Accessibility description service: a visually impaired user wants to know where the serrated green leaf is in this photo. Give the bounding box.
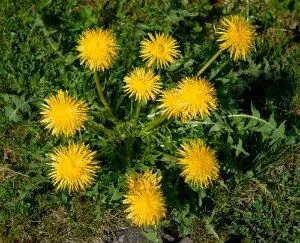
[227,135,233,144]
[60,192,68,204]
[271,121,286,140]
[233,139,249,157]
[268,114,277,128]
[251,104,260,118]
[244,118,258,129]
[263,58,272,80]
[110,188,123,201]
[231,116,243,125]
[5,106,21,122]
[210,124,221,132]
[236,120,246,132]
[141,230,158,242]
[254,123,274,137]
[65,53,77,65]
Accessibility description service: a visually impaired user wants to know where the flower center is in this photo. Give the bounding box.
[157,44,165,53]
[86,37,109,59]
[52,103,75,125]
[59,156,83,181]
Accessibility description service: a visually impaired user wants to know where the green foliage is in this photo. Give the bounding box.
[0,0,299,242]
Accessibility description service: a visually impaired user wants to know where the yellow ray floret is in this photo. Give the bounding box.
[123,171,166,227]
[124,68,161,102]
[49,143,98,192]
[217,15,255,61]
[140,33,180,68]
[77,28,118,71]
[177,77,217,120]
[178,140,219,187]
[41,90,89,136]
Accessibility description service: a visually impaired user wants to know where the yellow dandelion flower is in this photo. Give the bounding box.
[123,171,166,227]
[41,90,89,136]
[177,77,217,120]
[178,140,219,187]
[124,68,161,102]
[140,33,180,68]
[49,142,98,192]
[158,88,184,119]
[217,15,255,61]
[77,29,118,71]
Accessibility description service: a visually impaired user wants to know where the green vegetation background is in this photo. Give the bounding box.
[0,0,299,242]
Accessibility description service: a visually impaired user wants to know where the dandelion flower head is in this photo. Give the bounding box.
[177,77,217,120]
[178,140,219,187]
[124,68,161,102]
[217,15,255,61]
[41,90,89,136]
[77,28,118,71]
[123,171,166,226]
[140,33,180,68]
[49,142,98,192]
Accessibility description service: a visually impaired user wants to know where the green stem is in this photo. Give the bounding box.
[86,120,115,136]
[134,101,142,122]
[246,0,250,18]
[141,114,168,133]
[130,100,134,119]
[115,94,126,116]
[186,113,276,132]
[161,152,178,161]
[189,114,275,130]
[227,114,276,129]
[197,49,223,77]
[94,71,113,116]
[125,139,133,165]
[59,192,77,222]
[61,134,68,146]
[0,167,29,178]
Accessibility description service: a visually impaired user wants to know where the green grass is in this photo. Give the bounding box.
[0,0,299,242]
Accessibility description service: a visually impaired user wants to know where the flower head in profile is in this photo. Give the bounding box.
[77,29,118,71]
[124,68,161,102]
[49,143,98,192]
[158,88,184,119]
[123,171,166,227]
[41,90,89,136]
[177,77,217,120]
[178,140,219,187]
[140,33,180,68]
[217,15,255,61]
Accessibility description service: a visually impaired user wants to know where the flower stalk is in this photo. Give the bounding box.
[196,49,223,77]
[94,71,113,116]
[134,101,142,122]
[141,114,168,133]
[86,120,115,136]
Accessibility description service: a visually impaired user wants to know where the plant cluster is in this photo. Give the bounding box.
[40,15,257,229]
[1,1,299,242]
